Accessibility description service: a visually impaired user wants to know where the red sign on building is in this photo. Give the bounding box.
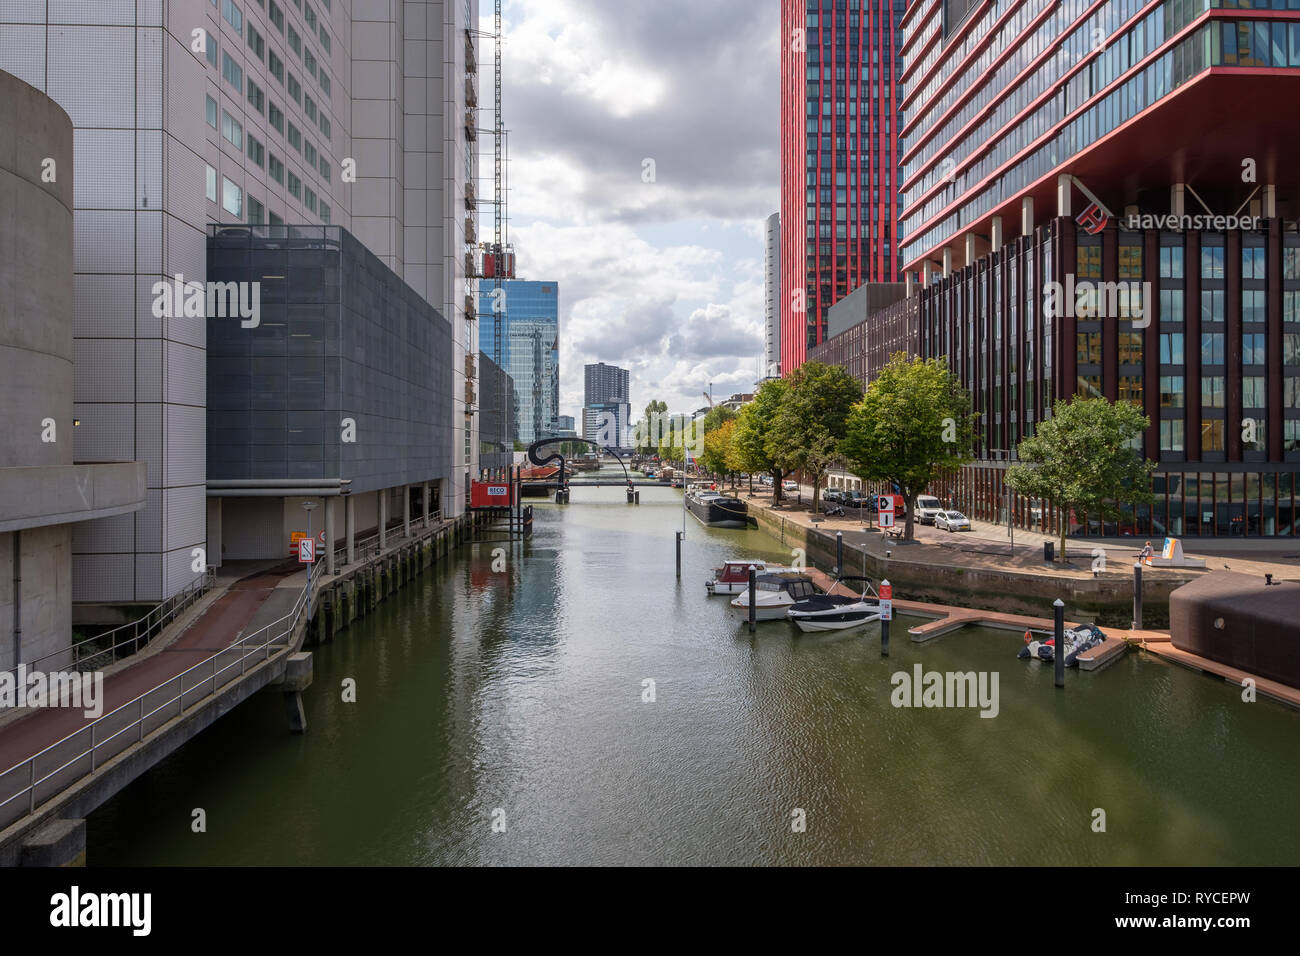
[470,481,514,509]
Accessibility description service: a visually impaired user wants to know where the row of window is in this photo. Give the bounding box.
[206,160,331,226]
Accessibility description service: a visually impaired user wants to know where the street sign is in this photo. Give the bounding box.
[298,538,315,564]
[318,529,327,545]
[879,600,892,621]
[879,583,893,600]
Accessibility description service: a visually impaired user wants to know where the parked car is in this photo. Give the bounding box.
[915,495,944,525]
[760,474,774,486]
[935,510,971,532]
[842,491,870,509]
[782,480,799,492]
[823,489,845,504]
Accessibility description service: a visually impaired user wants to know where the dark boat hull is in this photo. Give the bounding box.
[686,495,748,529]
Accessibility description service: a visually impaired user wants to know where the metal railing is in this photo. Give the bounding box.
[329,513,444,570]
[3,569,217,681]
[0,577,312,831]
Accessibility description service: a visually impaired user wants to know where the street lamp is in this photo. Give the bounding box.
[302,500,318,619]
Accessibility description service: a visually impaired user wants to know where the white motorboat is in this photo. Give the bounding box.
[787,576,882,632]
[729,572,817,621]
[706,559,788,595]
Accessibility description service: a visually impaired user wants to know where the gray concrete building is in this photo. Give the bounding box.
[0,0,479,603]
[0,69,146,669]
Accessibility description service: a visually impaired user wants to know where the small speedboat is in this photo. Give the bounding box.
[706,559,788,595]
[787,576,881,632]
[729,573,817,621]
[1018,624,1107,666]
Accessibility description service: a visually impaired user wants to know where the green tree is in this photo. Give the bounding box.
[732,378,792,503]
[700,417,736,483]
[840,353,976,541]
[767,361,863,510]
[638,399,668,455]
[1006,397,1155,562]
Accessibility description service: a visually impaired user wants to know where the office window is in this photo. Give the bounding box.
[1077,244,1102,279]
[1286,376,1300,405]
[1243,331,1267,365]
[287,73,301,104]
[1076,331,1102,365]
[1160,288,1184,322]
[1286,420,1300,452]
[1286,333,1300,365]
[1118,375,1143,406]
[1077,374,1102,398]
[222,51,242,93]
[288,121,301,151]
[205,32,219,67]
[1243,289,1266,323]
[1202,419,1225,452]
[268,0,284,32]
[287,171,301,199]
[206,94,218,129]
[247,133,264,167]
[319,200,330,224]
[319,114,331,140]
[319,26,331,54]
[304,186,317,213]
[1160,375,1184,407]
[1201,332,1225,365]
[269,210,283,226]
[222,0,242,31]
[319,155,330,181]
[205,164,217,202]
[1118,243,1142,278]
[304,3,316,29]
[288,25,301,56]
[1242,245,1267,279]
[303,140,316,167]
[1201,376,1225,408]
[1284,247,1300,280]
[304,94,316,122]
[1118,331,1143,364]
[1160,419,1184,452]
[319,72,330,98]
[1159,246,1184,278]
[1160,332,1184,365]
[268,153,284,184]
[269,102,284,133]
[247,78,264,113]
[1201,289,1224,323]
[1243,376,1267,407]
[269,50,284,84]
[1201,245,1225,279]
[221,110,242,149]
[304,48,317,79]
[222,176,242,218]
[247,22,264,60]
[246,195,264,224]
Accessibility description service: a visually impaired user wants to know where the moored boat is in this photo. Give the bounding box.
[787,576,882,632]
[706,559,788,595]
[729,573,818,621]
[1018,623,1107,666]
[686,492,748,529]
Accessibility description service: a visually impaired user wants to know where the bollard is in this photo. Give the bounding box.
[747,564,757,633]
[1054,598,1065,689]
[835,531,843,575]
[1132,562,1143,630]
[880,578,892,657]
[675,531,682,579]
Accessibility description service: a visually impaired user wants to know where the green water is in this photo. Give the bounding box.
[89,480,1300,865]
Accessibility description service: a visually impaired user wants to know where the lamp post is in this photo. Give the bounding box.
[302,500,318,621]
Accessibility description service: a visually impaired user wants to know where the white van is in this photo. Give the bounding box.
[915,495,944,525]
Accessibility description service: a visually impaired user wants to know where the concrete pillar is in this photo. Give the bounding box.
[1171,182,1185,217]
[403,483,411,538]
[921,260,934,285]
[324,497,335,575]
[1057,173,1072,218]
[905,271,914,297]
[422,481,430,529]
[990,216,1003,252]
[378,490,387,551]
[1021,196,1035,236]
[346,494,355,565]
[942,246,952,277]
[964,232,976,268]
[1263,184,1276,218]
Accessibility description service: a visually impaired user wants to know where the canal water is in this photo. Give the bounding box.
[90,478,1300,865]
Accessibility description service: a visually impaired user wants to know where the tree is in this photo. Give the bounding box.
[637,399,668,455]
[1006,397,1155,563]
[732,378,791,503]
[700,417,737,483]
[840,353,976,541]
[767,361,862,510]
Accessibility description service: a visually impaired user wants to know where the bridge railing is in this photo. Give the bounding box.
[0,578,312,832]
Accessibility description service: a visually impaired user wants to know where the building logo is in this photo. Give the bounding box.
[1070,175,1114,235]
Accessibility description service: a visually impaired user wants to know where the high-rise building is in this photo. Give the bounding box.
[897,0,1300,538]
[1,0,479,603]
[583,362,629,406]
[779,0,906,373]
[764,212,781,377]
[478,280,560,446]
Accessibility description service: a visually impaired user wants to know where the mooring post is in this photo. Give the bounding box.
[835,531,843,575]
[880,577,890,657]
[1054,598,1066,689]
[1132,562,1143,631]
[675,531,682,579]
[747,564,757,633]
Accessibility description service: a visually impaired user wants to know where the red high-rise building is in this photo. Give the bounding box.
[780,0,906,373]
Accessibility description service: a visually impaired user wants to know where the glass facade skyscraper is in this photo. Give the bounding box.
[478,280,560,446]
[780,0,906,373]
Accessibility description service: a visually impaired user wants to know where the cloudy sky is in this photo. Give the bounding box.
[479,0,780,423]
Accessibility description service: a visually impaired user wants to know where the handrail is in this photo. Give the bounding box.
[2,569,217,680]
[0,575,314,828]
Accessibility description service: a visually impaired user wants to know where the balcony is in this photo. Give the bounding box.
[464,381,476,407]
[465,76,477,108]
[464,179,476,209]
[464,217,476,244]
[465,29,476,74]
[465,354,476,380]
[464,251,477,277]
[465,110,477,140]
[465,294,477,321]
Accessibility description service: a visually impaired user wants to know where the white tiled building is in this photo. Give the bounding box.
[0,0,479,604]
